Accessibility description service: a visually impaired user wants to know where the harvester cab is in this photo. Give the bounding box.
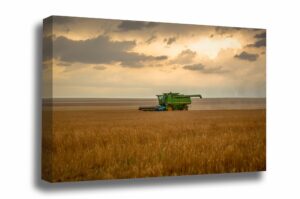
[139,92,202,111]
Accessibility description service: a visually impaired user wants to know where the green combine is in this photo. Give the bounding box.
[139,92,202,111]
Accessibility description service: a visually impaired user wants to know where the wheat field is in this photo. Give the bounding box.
[42,109,266,182]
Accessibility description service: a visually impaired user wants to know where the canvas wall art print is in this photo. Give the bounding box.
[42,16,266,182]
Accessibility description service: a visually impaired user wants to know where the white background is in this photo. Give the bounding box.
[0,0,300,198]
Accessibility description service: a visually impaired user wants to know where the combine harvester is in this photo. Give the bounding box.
[139,92,202,111]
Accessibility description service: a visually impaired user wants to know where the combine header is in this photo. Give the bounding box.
[139,92,202,111]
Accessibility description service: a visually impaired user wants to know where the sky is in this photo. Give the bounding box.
[43,16,266,98]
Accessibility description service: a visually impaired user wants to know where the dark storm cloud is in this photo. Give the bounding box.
[52,16,74,33]
[234,51,259,61]
[52,35,167,67]
[164,37,176,45]
[179,49,197,57]
[183,63,228,74]
[247,31,266,48]
[117,21,157,31]
[43,35,53,61]
[254,32,266,39]
[183,63,205,70]
[155,55,168,60]
[215,26,242,36]
[53,16,75,25]
[170,49,197,65]
[247,38,266,48]
[54,35,134,62]
[216,26,264,40]
[145,35,157,44]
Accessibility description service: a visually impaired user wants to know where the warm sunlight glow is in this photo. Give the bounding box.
[189,37,242,59]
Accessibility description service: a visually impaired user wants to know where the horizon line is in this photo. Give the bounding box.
[42,97,267,99]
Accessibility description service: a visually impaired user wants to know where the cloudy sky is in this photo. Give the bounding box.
[43,16,266,98]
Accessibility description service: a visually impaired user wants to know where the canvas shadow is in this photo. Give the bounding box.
[32,21,264,192]
[33,21,43,191]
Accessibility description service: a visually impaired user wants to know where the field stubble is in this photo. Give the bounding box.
[42,109,266,182]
